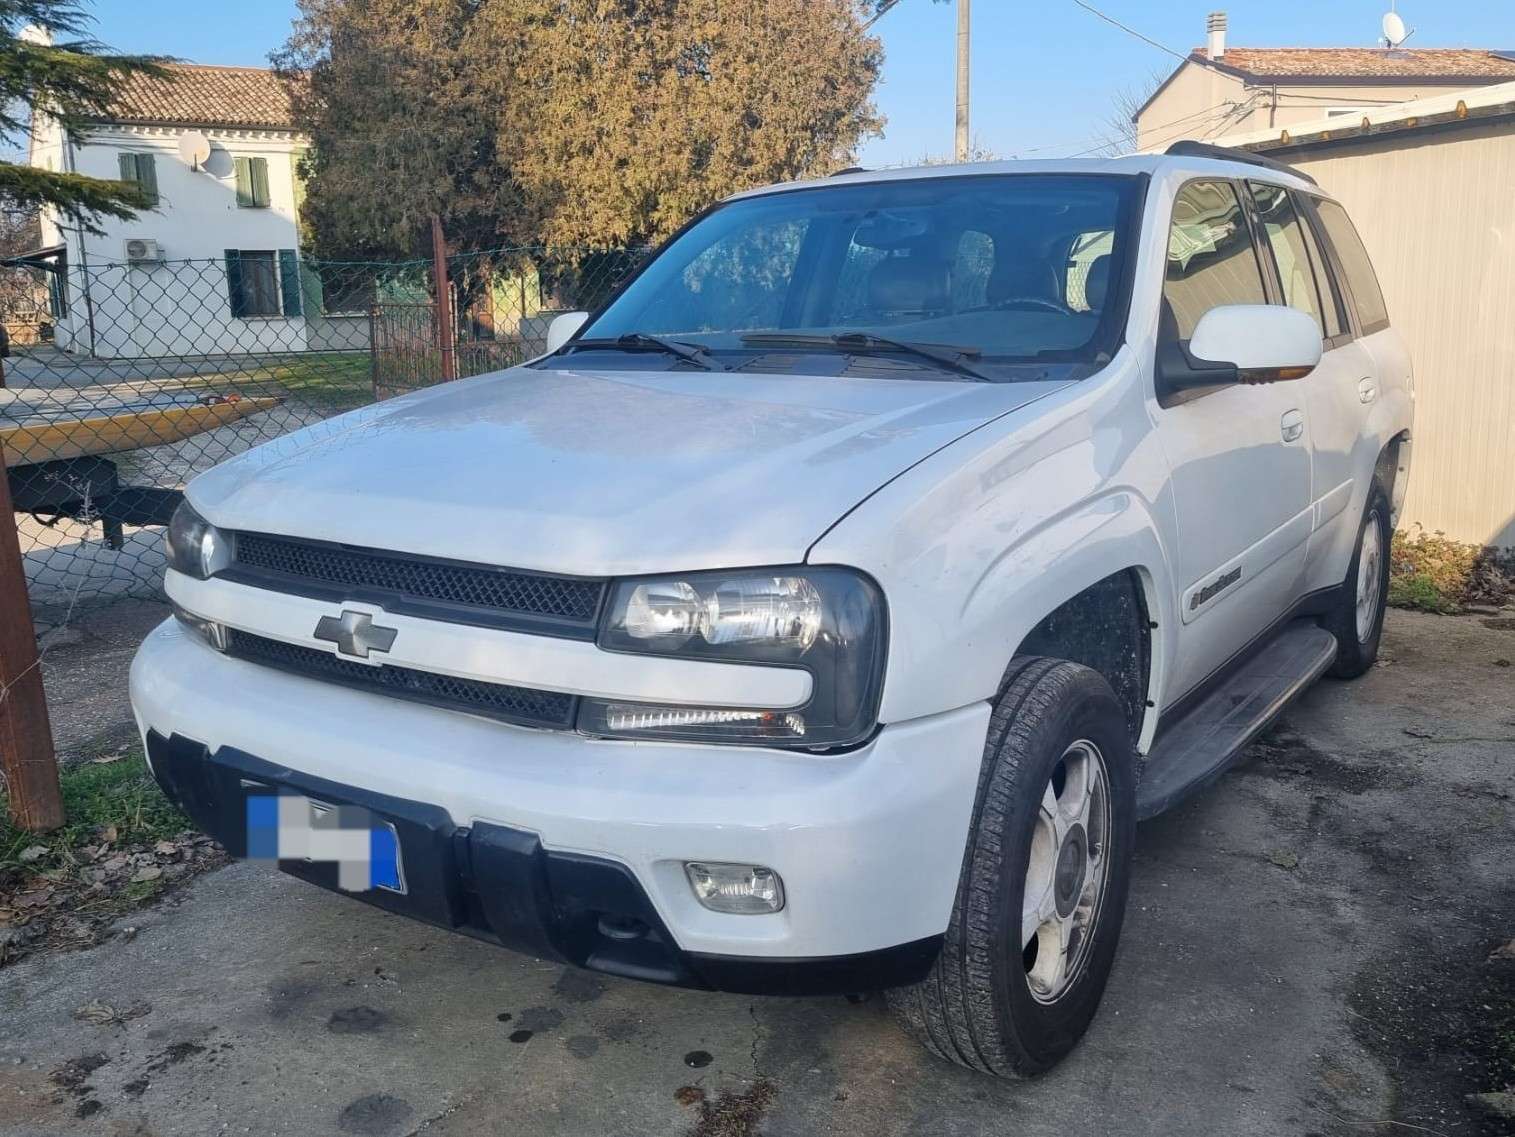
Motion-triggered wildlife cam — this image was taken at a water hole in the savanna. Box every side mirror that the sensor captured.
[544,311,589,354]
[1163,304,1322,390]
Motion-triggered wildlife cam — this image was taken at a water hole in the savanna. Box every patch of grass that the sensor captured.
[226,351,374,411]
[0,744,188,874]
[1389,527,1514,614]
[1388,571,1462,614]
[1,744,222,966]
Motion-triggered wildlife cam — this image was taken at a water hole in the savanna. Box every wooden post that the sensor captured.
[0,440,63,832]
[430,214,456,383]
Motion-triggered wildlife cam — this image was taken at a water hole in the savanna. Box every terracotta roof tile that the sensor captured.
[1198,47,1515,81]
[97,63,298,130]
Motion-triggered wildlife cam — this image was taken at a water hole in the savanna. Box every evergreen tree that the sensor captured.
[0,1,167,232]
[275,0,884,262]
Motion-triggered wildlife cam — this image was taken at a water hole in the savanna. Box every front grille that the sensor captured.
[225,532,607,638]
[225,629,577,729]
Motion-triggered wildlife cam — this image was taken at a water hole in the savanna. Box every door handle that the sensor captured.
[1357,377,1377,404]
[1281,409,1305,443]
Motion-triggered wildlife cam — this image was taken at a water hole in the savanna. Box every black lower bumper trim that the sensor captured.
[144,731,942,996]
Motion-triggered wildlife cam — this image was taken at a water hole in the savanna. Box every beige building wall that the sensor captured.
[1284,122,1515,547]
[1137,61,1474,153]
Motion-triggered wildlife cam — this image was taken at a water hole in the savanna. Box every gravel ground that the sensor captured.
[2,608,1512,1137]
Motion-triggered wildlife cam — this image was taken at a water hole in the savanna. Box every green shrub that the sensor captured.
[1389,527,1514,614]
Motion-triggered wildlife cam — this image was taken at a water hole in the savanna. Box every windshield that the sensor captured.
[552,173,1141,382]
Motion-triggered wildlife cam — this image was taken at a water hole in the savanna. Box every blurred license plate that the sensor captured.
[245,794,405,894]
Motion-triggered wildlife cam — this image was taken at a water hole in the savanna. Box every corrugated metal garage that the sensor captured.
[1219,84,1515,548]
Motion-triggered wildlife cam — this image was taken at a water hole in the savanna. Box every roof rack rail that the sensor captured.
[829,166,870,177]
[1163,141,1318,186]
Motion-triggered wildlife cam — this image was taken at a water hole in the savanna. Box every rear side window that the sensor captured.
[1163,180,1268,341]
[1248,182,1325,332]
[1313,199,1389,333]
[1295,203,1346,340]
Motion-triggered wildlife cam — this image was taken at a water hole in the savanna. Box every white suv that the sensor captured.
[132,145,1412,1076]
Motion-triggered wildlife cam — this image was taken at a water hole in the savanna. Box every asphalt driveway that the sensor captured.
[2,609,1512,1137]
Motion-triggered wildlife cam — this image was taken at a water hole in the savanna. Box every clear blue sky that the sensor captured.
[87,0,1515,165]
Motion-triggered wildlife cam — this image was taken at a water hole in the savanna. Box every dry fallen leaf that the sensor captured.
[14,889,54,908]
[17,845,50,863]
[72,999,152,1026]
[1267,849,1299,871]
[99,825,118,845]
[153,841,179,857]
[129,866,163,884]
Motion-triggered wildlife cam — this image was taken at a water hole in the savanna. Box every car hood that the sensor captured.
[189,365,1070,576]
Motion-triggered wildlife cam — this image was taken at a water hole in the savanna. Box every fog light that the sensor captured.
[685,862,785,914]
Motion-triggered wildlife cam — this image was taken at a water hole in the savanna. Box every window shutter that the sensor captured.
[234,157,253,207]
[225,249,246,317]
[118,152,135,183]
[250,157,271,208]
[134,153,158,207]
[278,249,303,317]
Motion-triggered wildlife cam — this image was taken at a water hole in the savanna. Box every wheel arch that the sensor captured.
[953,492,1174,753]
[1373,430,1412,529]
[1013,568,1156,752]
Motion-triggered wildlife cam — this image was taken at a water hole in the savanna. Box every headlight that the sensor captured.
[585,567,886,749]
[163,500,231,580]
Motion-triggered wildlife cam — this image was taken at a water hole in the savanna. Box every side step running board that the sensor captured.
[1135,620,1339,819]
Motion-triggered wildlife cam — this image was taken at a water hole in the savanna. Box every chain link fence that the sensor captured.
[2,246,642,621]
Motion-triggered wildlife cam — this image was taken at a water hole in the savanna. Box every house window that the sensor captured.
[117,152,158,207]
[234,156,271,208]
[225,249,303,318]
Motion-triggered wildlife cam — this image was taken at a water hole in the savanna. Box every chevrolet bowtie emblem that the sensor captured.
[314,610,398,659]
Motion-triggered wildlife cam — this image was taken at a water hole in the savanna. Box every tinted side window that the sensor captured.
[1163,180,1268,340]
[1248,182,1324,332]
[1313,199,1389,332]
[1294,199,1346,339]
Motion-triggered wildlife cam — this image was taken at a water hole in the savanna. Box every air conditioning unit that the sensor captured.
[124,238,162,263]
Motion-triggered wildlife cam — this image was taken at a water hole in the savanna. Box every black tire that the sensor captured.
[886,658,1137,1077]
[1324,488,1391,679]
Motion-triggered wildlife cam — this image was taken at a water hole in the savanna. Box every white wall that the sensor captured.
[42,125,310,358]
[1282,123,1515,549]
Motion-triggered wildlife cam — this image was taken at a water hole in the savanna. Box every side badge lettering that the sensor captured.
[1191,567,1243,611]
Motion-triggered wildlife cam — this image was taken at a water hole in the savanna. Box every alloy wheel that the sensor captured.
[1022,740,1112,1004]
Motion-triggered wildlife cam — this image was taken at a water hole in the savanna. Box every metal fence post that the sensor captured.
[0,441,63,832]
[431,215,456,383]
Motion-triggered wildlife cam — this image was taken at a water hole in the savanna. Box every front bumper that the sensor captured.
[131,619,989,993]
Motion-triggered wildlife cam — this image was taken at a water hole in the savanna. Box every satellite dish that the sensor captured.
[177,130,211,170]
[1382,10,1409,48]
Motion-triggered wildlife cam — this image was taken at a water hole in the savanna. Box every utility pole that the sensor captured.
[430,214,456,383]
[0,432,63,832]
[955,0,971,161]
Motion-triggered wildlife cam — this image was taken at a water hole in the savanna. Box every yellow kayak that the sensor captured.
[2,394,283,467]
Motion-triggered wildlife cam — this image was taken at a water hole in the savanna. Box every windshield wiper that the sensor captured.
[565,333,728,372]
[740,332,991,381]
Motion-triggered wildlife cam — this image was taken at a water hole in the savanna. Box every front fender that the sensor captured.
[809,360,1177,744]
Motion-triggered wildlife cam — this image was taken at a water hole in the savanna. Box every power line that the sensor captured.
[1008,94,1259,159]
[1067,0,1189,63]
[1067,0,1235,78]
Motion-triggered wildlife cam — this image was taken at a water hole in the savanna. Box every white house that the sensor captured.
[27,60,356,359]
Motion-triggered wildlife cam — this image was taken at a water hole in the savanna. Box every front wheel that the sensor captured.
[887,659,1137,1077]
[1324,489,1391,679]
